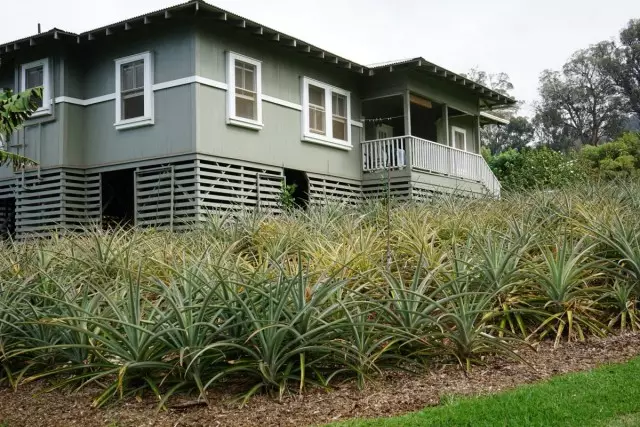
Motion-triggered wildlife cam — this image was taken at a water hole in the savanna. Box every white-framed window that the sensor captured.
[20,58,51,117]
[226,52,262,130]
[451,126,467,151]
[302,77,351,149]
[114,52,154,130]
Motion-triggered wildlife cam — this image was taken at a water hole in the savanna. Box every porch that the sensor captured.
[361,92,501,197]
[361,136,500,197]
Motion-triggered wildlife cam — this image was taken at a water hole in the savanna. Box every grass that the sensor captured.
[332,357,640,427]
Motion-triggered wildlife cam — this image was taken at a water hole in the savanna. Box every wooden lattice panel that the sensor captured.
[362,176,411,202]
[135,161,198,231]
[14,169,64,238]
[197,157,283,216]
[307,173,362,206]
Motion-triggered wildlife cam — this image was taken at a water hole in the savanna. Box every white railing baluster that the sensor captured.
[361,135,500,196]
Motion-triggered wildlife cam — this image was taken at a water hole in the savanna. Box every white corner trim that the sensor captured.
[195,76,228,90]
[54,94,117,106]
[262,95,302,111]
[54,96,84,106]
[89,93,117,105]
[51,75,353,119]
[152,76,196,91]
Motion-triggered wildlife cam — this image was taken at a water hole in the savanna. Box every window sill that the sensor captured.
[114,117,154,130]
[28,108,52,119]
[302,134,352,151]
[226,117,264,131]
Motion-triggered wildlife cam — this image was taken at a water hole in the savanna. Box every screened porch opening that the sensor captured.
[363,94,445,144]
[363,95,406,141]
[408,94,443,143]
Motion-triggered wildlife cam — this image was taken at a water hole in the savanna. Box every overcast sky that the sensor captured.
[3,0,640,115]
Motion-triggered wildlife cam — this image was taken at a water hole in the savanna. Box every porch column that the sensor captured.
[404,91,412,136]
[475,115,481,153]
[442,104,449,146]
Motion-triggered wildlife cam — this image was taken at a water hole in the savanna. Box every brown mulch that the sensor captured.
[1,333,640,427]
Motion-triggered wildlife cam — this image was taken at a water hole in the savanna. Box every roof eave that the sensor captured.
[68,0,367,74]
[0,29,77,54]
[369,58,517,108]
[480,111,510,125]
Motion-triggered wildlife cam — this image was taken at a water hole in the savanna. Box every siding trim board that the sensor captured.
[52,76,365,124]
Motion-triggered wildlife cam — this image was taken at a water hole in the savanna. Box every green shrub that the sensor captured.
[487,147,585,191]
[580,132,640,179]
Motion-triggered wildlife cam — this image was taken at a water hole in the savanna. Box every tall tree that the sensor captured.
[463,68,519,118]
[484,116,535,155]
[463,68,530,153]
[535,47,627,149]
[0,87,42,167]
[595,19,640,120]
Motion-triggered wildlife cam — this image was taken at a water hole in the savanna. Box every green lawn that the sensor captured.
[331,357,640,427]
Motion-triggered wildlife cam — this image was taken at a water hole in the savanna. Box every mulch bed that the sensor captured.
[1,333,640,427]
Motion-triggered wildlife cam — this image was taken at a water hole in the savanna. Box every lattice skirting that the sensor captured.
[307,173,362,206]
[362,176,412,202]
[196,157,283,217]
[134,160,198,230]
[0,178,15,237]
[1,169,101,239]
[2,156,481,238]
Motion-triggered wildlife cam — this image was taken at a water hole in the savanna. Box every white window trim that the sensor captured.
[301,77,352,150]
[451,126,468,151]
[226,51,263,130]
[20,58,51,117]
[114,52,154,130]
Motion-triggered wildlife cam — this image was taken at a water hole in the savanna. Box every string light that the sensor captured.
[361,115,405,123]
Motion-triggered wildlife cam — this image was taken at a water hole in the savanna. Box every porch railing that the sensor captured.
[361,135,501,197]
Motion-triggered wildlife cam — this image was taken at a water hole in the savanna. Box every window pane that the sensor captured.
[332,93,346,118]
[309,107,325,134]
[122,92,145,120]
[25,66,44,89]
[135,62,144,88]
[309,85,324,107]
[234,60,257,120]
[454,131,465,150]
[235,61,256,91]
[332,92,347,141]
[25,66,44,108]
[122,60,144,91]
[333,118,347,141]
[308,85,326,134]
[236,95,256,120]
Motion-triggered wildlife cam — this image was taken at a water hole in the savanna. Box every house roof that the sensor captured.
[0,0,516,108]
[368,57,516,108]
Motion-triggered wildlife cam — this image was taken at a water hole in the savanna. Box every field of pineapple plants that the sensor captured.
[1,181,640,425]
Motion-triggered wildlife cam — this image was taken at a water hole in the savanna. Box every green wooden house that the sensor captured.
[0,0,515,238]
